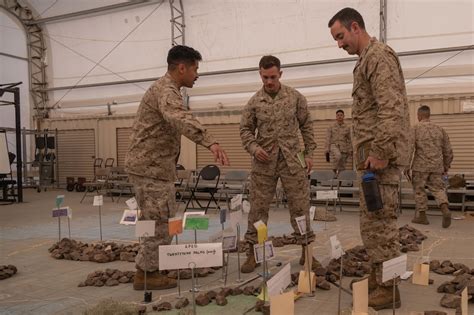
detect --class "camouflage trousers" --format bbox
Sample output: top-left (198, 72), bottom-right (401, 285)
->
top-left (329, 144), bottom-right (349, 172)
top-left (412, 171), bottom-right (448, 213)
top-left (129, 174), bottom-right (176, 272)
top-left (244, 154), bottom-right (315, 250)
top-left (359, 167), bottom-right (401, 287)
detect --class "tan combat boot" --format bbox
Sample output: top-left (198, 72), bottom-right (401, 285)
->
top-left (440, 203), bottom-right (451, 228)
top-left (350, 268), bottom-right (377, 293)
top-left (299, 245), bottom-right (323, 269)
top-left (133, 269), bottom-right (177, 290)
top-left (368, 285), bottom-right (401, 311)
top-left (241, 245), bottom-right (259, 273)
top-left (411, 211), bottom-right (429, 225)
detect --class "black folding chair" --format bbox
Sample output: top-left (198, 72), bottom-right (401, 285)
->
top-left (185, 164), bottom-right (220, 213)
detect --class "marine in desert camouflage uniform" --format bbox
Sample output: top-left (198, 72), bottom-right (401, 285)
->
top-left (325, 109), bottom-right (352, 175)
top-left (239, 55), bottom-right (317, 273)
top-left (329, 8), bottom-right (410, 310)
top-left (409, 105), bottom-right (453, 228)
top-left (125, 45), bottom-right (229, 290)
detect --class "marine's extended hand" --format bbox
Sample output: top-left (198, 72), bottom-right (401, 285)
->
top-left (210, 143), bottom-right (229, 166)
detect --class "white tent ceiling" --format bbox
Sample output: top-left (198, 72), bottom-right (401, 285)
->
top-left (1, 0), bottom-right (473, 118)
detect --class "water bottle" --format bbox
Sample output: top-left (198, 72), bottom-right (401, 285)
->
top-left (361, 171), bottom-right (383, 212)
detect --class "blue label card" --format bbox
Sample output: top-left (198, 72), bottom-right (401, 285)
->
top-left (52, 207), bottom-right (69, 218)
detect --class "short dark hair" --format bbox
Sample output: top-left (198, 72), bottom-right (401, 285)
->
top-left (259, 55), bottom-right (281, 70)
top-left (328, 7), bottom-right (365, 30)
top-left (336, 109), bottom-right (345, 115)
top-left (167, 45), bottom-right (202, 70)
top-left (418, 105), bottom-right (431, 117)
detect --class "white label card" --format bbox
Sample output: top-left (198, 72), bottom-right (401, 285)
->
top-left (382, 254), bottom-right (407, 283)
top-left (295, 215), bottom-right (307, 235)
top-left (93, 195), bottom-right (103, 206)
top-left (254, 241), bottom-right (275, 263)
top-left (230, 194), bottom-right (243, 210)
top-left (125, 197), bottom-right (138, 210)
top-left (120, 209), bottom-right (139, 225)
top-left (316, 190), bottom-right (338, 200)
top-left (330, 235), bottom-right (344, 260)
top-left (267, 263), bottom-right (291, 297)
top-left (309, 206), bottom-right (316, 220)
top-left (158, 243), bottom-right (223, 270)
top-left (242, 200), bottom-right (251, 213)
top-left (135, 220), bottom-right (155, 237)
top-left (229, 210), bottom-right (243, 232)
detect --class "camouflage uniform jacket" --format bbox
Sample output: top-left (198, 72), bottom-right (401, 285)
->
top-left (410, 120), bottom-right (453, 173)
top-left (352, 39), bottom-right (410, 171)
top-left (325, 122), bottom-right (352, 153)
top-left (240, 84), bottom-right (316, 176)
top-left (125, 73), bottom-right (215, 181)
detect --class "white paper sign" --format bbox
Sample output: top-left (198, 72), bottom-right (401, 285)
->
top-left (295, 215), bottom-right (307, 235)
top-left (254, 241), bottom-right (275, 263)
top-left (229, 210), bottom-right (243, 231)
top-left (382, 254), bottom-right (407, 283)
top-left (222, 234), bottom-right (237, 251)
top-left (267, 263), bottom-right (291, 297)
top-left (67, 207), bottom-right (72, 219)
top-left (120, 209), bottom-right (139, 225)
top-left (309, 206), bottom-right (316, 220)
top-left (135, 220), bottom-right (155, 237)
top-left (316, 190), bottom-right (338, 200)
top-left (230, 194), bottom-right (243, 210)
top-left (93, 195), bottom-right (103, 206)
top-left (242, 200), bottom-right (251, 213)
top-left (330, 235), bottom-right (344, 260)
top-left (125, 197), bottom-right (138, 210)
top-left (158, 243), bottom-right (223, 270)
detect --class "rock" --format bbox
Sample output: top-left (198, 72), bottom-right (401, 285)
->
top-left (153, 302), bottom-right (172, 311)
top-left (196, 268), bottom-right (209, 277)
top-left (175, 297), bottom-right (189, 309)
top-left (119, 276), bottom-right (129, 283)
top-left (243, 285), bottom-right (256, 295)
top-left (316, 279), bottom-right (331, 290)
top-left (429, 279), bottom-right (434, 285)
top-left (438, 281), bottom-right (450, 293)
top-left (255, 300), bottom-right (270, 314)
top-left (219, 287), bottom-right (233, 297)
top-left (272, 238), bottom-right (285, 247)
top-left (78, 282), bottom-right (86, 287)
top-left (105, 279), bottom-right (119, 286)
top-left (231, 287), bottom-right (243, 295)
top-left (430, 260), bottom-right (441, 271)
top-left (195, 293), bottom-right (210, 306)
top-left (94, 280), bottom-right (104, 287)
top-left (314, 267), bottom-right (327, 276)
top-left (215, 294), bottom-right (228, 306)
top-left (441, 266), bottom-right (456, 274)
top-left (180, 269), bottom-right (192, 279)
top-left (440, 294), bottom-right (461, 308)
top-left (93, 253), bottom-right (109, 263)
top-left (441, 260), bottom-right (453, 268)
top-left (206, 290), bottom-right (217, 300)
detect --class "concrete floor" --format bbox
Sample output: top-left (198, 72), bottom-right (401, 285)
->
top-left (0, 189), bottom-right (473, 315)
